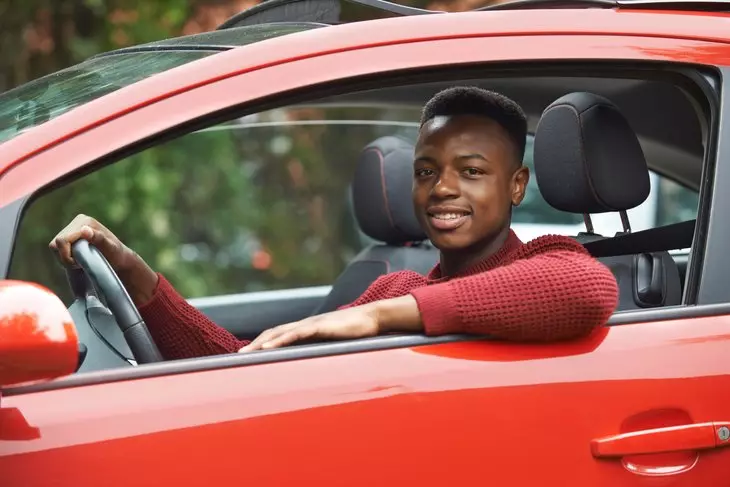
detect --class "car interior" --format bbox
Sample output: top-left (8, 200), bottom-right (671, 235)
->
top-left (306, 88), bottom-right (687, 316)
top-left (27, 68), bottom-right (707, 374)
top-left (193, 72), bottom-right (705, 333)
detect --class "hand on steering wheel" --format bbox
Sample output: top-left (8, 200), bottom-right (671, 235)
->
top-left (69, 240), bottom-right (163, 364)
top-left (50, 215), bottom-right (163, 364)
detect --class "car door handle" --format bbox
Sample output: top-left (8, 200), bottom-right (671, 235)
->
top-left (591, 422), bottom-right (730, 458)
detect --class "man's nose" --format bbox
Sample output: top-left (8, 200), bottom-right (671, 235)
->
top-left (432, 171), bottom-right (460, 198)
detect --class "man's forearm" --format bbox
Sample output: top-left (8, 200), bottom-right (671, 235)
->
top-left (117, 253), bottom-right (159, 307)
top-left (372, 295), bottom-right (423, 333)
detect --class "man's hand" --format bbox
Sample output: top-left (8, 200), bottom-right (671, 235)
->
top-left (238, 295), bottom-right (423, 352)
top-left (49, 214), bottom-right (159, 306)
top-left (50, 214), bottom-right (135, 271)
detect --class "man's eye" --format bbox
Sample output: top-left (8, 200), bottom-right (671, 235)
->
top-left (415, 168), bottom-right (434, 177)
top-left (464, 167), bottom-right (482, 176)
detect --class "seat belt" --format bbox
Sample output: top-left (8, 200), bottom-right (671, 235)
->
top-left (583, 219), bottom-right (696, 258)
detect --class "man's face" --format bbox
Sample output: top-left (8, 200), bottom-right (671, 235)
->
top-left (412, 115), bottom-right (528, 252)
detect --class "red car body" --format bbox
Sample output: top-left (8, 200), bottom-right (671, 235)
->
top-left (1, 3), bottom-right (730, 486)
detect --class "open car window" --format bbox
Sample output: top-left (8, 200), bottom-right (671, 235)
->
top-left (9, 102), bottom-right (699, 305)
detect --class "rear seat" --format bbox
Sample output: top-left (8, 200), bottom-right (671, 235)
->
top-left (533, 92), bottom-right (682, 310)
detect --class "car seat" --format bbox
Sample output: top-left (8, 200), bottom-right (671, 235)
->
top-left (533, 92), bottom-right (682, 310)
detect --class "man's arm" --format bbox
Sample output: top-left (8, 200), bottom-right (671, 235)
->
top-left (48, 214), bottom-right (249, 360)
top-left (138, 274), bottom-right (250, 359)
top-left (238, 247), bottom-right (618, 352)
top-left (409, 250), bottom-right (619, 341)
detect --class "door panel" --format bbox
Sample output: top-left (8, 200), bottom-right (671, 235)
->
top-left (2, 316), bottom-right (729, 486)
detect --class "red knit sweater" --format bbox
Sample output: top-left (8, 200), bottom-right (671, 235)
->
top-left (138, 230), bottom-right (619, 360)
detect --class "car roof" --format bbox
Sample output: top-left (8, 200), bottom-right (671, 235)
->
top-left (1, 6), bottom-right (729, 175)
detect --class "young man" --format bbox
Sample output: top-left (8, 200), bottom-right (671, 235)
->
top-left (50, 87), bottom-right (619, 359)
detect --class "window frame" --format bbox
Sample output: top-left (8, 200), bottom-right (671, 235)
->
top-left (1, 58), bottom-right (717, 305)
top-left (0, 37), bottom-right (727, 397)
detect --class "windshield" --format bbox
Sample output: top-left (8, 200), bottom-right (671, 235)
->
top-left (0, 23), bottom-right (324, 145)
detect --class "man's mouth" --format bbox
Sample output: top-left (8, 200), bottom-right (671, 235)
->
top-left (427, 210), bottom-right (472, 231)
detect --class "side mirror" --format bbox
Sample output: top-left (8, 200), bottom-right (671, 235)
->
top-left (0, 280), bottom-right (78, 388)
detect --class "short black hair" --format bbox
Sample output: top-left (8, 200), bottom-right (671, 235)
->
top-left (420, 86), bottom-right (527, 164)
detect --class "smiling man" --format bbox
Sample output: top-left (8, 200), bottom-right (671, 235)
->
top-left (51, 86), bottom-right (619, 358)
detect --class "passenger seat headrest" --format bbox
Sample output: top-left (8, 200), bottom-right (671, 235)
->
top-left (352, 136), bottom-right (426, 244)
top-left (533, 92), bottom-right (650, 214)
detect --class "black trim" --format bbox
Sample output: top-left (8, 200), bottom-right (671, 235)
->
top-left (482, 0), bottom-right (730, 10)
top-left (481, 0), bottom-right (616, 9)
top-left (217, 0), bottom-right (435, 30)
top-left (651, 67), bottom-right (718, 306)
top-left (0, 197), bottom-right (26, 278)
top-left (216, 0), bottom-right (730, 31)
top-left (337, 0), bottom-right (435, 14)
top-left (90, 22), bottom-right (330, 61)
top-left (615, 0), bottom-right (730, 11)
top-left (674, 67), bottom-right (721, 305)
top-left (696, 67), bottom-right (729, 305)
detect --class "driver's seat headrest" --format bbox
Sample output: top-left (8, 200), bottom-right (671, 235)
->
top-left (352, 136), bottom-right (426, 244)
top-left (533, 92), bottom-right (651, 214)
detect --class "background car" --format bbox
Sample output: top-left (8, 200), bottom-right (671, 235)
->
top-left (0, 0), bottom-right (729, 485)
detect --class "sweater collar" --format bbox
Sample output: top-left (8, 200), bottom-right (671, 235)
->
top-left (425, 229), bottom-right (523, 283)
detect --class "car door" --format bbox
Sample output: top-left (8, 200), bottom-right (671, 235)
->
top-left (2, 19), bottom-right (730, 486)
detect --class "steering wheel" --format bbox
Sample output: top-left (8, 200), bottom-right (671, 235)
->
top-left (69, 239), bottom-right (163, 364)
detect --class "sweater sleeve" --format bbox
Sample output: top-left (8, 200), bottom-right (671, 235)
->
top-left (410, 250), bottom-right (618, 341)
top-left (137, 274), bottom-right (249, 360)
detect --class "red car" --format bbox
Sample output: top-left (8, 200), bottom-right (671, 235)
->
top-left (1, 0), bottom-right (729, 485)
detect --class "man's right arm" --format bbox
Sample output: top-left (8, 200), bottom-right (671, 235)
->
top-left (50, 214), bottom-right (248, 360)
top-left (136, 273), bottom-right (249, 359)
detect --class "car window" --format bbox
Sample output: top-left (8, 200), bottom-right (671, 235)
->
top-left (0, 23), bottom-right (323, 145)
top-left (9, 104), bottom-right (421, 304)
top-left (8, 105), bottom-right (698, 303)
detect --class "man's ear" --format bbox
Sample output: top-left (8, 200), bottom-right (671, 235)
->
top-left (511, 165), bottom-right (529, 206)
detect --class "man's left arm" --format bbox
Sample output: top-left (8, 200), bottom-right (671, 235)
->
top-left (406, 251), bottom-right (619, 341)
top-left (240, 250), bottom-right (618, 351)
